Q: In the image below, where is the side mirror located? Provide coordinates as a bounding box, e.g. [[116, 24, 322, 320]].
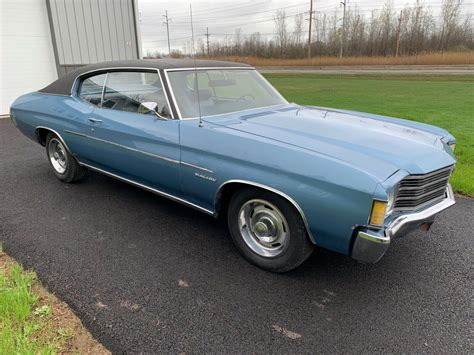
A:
[[140, 102, 168, 120], [141, 101, 158, 112]]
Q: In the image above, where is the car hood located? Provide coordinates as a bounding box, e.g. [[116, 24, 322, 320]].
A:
[[207, 105, 456, 182]]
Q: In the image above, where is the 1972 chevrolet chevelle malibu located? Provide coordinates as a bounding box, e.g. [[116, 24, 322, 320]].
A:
[[10, 59, 457, 272]]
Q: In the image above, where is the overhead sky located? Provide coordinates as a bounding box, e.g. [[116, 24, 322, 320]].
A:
[[138, 0, 473, 55]]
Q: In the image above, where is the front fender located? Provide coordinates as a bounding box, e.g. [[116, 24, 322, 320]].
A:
[[180, 120, 379, 256]]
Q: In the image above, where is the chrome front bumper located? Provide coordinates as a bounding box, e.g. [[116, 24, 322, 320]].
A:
[[351, 184, 455, 264]]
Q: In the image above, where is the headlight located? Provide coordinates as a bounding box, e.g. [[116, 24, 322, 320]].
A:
[[369, 200, 387, 227], [448, 143, 456, 152], [385, 189, 396, 215]]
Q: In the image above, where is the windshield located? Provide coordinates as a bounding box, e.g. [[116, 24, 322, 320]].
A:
[[167, 69, 287, 118]]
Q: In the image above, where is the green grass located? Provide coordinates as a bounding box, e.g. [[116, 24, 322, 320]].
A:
[[0, 250, 70, 354], [265, 74, 474, 196]]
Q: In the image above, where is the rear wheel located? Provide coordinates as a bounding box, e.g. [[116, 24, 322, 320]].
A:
[[46, 133, 87, 183], [227, 188, 314, 272]]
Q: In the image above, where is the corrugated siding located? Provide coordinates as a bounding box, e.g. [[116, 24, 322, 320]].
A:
[[49, 0, 139, 75]]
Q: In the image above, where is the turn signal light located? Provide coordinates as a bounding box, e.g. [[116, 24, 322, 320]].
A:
[[370, 200, 387, 227]]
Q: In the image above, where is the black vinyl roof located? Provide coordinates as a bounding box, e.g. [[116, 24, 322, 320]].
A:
[[39, 59, 251, 95]]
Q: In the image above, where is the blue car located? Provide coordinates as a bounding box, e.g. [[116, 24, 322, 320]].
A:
[[10, 59, 457, 272]]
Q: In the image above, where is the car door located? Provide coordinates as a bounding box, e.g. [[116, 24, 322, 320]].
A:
[[79, 70, 181, 196]]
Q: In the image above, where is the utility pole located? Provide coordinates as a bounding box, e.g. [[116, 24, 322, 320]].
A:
[[163, 10, 171, 55], [307, 0, 313, 59], [339, 0, 347, 59], [204, 27, 211, 56], [395, 10, 403, 57]]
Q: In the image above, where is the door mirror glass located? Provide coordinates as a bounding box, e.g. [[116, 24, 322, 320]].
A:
[[139, 101, 168, 120], [140, 101, 158, 113]]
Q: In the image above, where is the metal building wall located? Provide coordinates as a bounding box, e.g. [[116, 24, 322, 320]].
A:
[[46, 0, 141, 76]]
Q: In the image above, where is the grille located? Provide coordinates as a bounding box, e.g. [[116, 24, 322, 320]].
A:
[[393, 166, 453, 211]]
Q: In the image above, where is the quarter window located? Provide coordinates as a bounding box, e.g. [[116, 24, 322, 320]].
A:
[[102, 71, 171, 118], [78, 74, 106, 106]]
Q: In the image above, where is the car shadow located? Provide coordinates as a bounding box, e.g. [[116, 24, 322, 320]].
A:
[[82, 170, 390, 282]]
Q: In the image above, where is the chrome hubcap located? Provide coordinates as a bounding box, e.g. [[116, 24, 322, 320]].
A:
[[238, 199, 289, 257], [48, 138, 68, 174]]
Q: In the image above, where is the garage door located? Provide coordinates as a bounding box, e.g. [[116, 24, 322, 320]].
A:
[[0, 0, 58, 115]]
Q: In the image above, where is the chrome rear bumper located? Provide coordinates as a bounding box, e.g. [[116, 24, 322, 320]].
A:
[[351, 184, 455, 264]]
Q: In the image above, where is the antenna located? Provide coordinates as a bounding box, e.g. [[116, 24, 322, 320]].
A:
[[190, 4, 203, 128]]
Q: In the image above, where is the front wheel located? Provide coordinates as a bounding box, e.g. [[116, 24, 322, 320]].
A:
[[227, 188, 314, 272], [46, 133, 87, 183]]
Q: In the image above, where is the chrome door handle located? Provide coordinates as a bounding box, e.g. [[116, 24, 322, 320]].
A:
[[88, 118, 102, 123]]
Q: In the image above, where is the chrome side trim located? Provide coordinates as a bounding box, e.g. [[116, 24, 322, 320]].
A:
[[63, 130, 180, 164], [64, 129, 86, 137], [63, 131, 213, 173], [386, 184, 455, 239], [180, 161, 214, 173], [79, 162, 215, 216], [215, 179, 316, 243], [35, 126, 71, 151]]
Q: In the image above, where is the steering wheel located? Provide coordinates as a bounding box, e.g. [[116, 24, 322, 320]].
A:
[[237, 94, 255, 101]]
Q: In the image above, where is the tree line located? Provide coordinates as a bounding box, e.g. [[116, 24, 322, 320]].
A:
[[154, 0, 472, 59]]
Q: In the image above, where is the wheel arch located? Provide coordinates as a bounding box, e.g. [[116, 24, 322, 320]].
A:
[[35, 126, 71, 153], [214, 180, 316, 244]]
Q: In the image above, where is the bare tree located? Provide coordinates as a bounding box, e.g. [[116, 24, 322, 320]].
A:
[[274, 11, 288, 56], [234, 28, 242, 55], [293, 13, 304, 44], [205, 2, 472, 59], [197, 38, 205, 56], [439, 0, 463, 50]]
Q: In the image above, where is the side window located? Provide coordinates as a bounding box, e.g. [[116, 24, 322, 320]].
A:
[[102, 71, 171, 118], [78, 74, 106, 106]]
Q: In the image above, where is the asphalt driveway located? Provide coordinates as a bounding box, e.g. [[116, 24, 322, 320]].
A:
[[1, 118, 472, 353]]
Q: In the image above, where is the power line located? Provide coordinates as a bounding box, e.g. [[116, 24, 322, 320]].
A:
[[141, 1, 473, 51], [141, 1, 269, 20], [146, 1, 417, 33], [166, 2, 310, 23]]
